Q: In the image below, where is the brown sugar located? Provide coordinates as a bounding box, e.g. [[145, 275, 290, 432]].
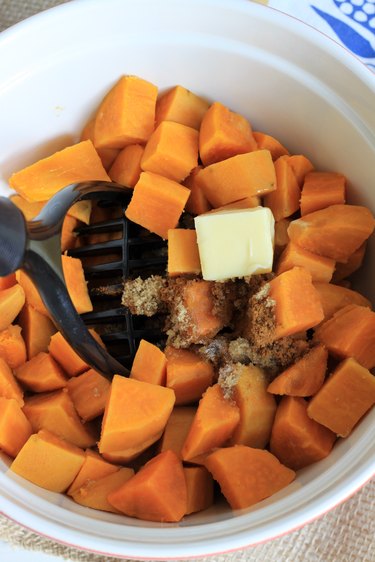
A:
[[121, 275, 167, 316], [229, 335, 309, 376], [161, 278, 194, 348], [199, 337, 230, 368], [122, 272, 308, 376], [217, 362, 242, 400]]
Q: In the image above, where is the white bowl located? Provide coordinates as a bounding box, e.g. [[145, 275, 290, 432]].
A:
[[0, 0, 374, 558]]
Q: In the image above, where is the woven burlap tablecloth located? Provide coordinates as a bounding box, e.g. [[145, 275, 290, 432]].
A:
[[0, 1, 374, 560]]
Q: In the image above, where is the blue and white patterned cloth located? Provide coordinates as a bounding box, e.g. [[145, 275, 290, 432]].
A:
[[268, 0, 375, 70]]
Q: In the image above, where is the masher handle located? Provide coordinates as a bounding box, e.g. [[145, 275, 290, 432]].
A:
[[0, 197, 27, 277]]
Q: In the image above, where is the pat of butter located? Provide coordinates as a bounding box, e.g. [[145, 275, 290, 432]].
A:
[[194, 206, 275, 281]]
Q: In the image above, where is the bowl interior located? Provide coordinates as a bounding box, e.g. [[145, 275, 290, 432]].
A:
[[0, 0, 374, 558]]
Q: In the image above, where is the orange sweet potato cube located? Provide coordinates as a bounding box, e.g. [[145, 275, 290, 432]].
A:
[[10, 194, 45, 221], [125, 171, 190, 239], [62, 255, 93, 315], [269, 267, 324, 339], [10, 429, 85, 492], [253, 131, 289, 161], [61, 215, 79, 252], [167, 229, 201, 277], [287, 154, 314, 187], [183, 166, 212, 216], [0, 397, 32, 457], [287, 204, 374, 263], [0, 325, 27, 370], [19, 304, 57, 359], [23, 389, 98, 449], [314, 305, 375, 369], [155, 85, 210, 130], [67, 449, 119, 496], [12, 191, 89, 240], [300, 172, 346, 216], [184, 465, 214, 514], [0, 284, 25, 332], [66, 368, 111, 421], [68, 200, 92, 225], [264, 155, 300, 222], [267, 344, 328, 397], [198, 150, 276, 208], [181, 384, 240, 461], [270, 396, 336, 470], [307, 357, 375, 437], [14, 351, 67, 393], [165, 346, 214, 405], [80, 118, 119, 170], [94, 75, 158, 149], [141, 121, 199, 182], [199, 102, 257, 166], [16, 270, 49, 317], [229, 364, 277, 449], [158, 406, 196, 458], [274, 218, 290, 258], [205, 197, 261, 213], [313, 282, 371, 323], [99, 375, 175, 463], [276, 242, 335, 283], [107, 450, 187, 522], [48, 329, 104, 377], [204, 445, 295, 510], [332, 243, 366, 282], [0, 357, 24, 406], [9, 140, 110, 202], [70, 467, 134, 513], [130, 339, 167, 386], [109, 144, 144, 188]]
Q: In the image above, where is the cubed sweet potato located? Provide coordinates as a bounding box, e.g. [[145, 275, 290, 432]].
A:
[[181, 384, 240, 461], [0, 397, 32, 457], [99, 375, 175, 463], [307, 357, 375, 437], [156, 85, 209, 130], [270, 396, 336, 470], [199, 102, 257, 166], [130, 339, 167, 386], [10, 429, 85, 492], [23, 389, 98, 448], [204, 445, 295, 509], [165, 346, 214, 405]]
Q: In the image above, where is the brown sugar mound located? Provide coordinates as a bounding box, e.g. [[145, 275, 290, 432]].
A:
[[122, 275, 167, 316]]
